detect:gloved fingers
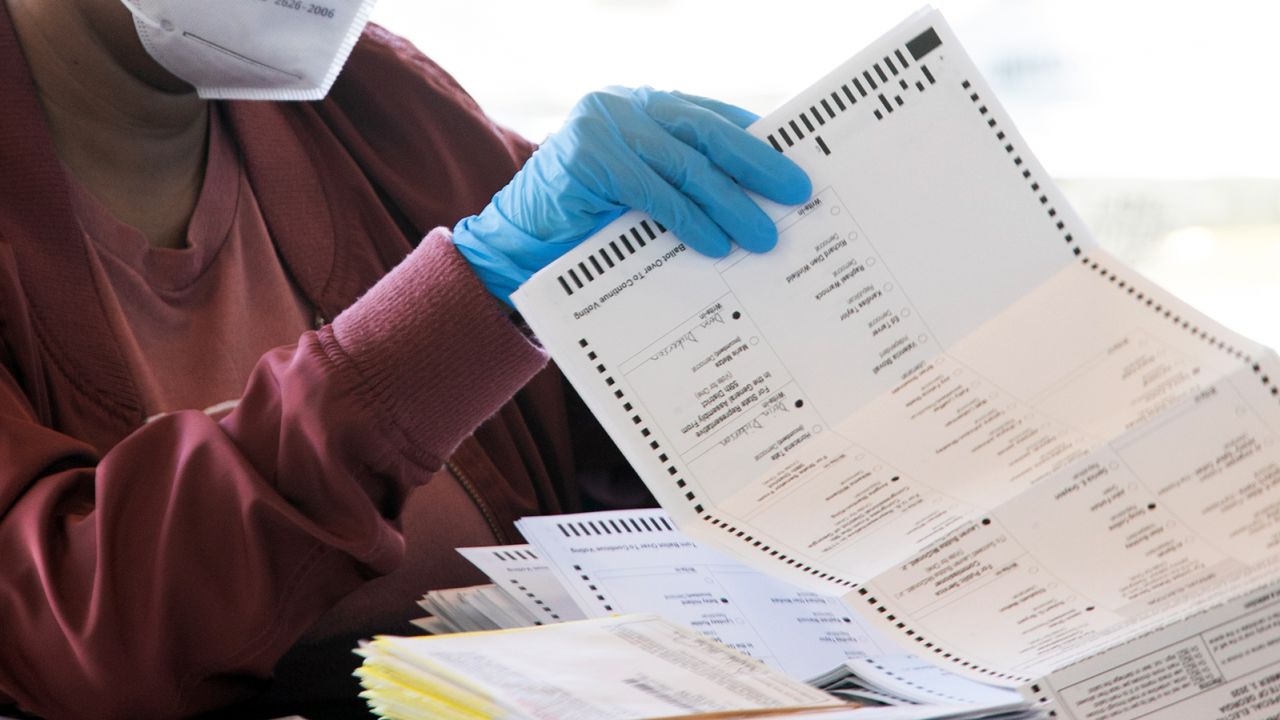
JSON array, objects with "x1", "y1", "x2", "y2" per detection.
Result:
[
  {"x1": 637, "y1": 89, "x2": 812, "y2": 206},
  {"x1": 573, "y1": 120, "x2": 742, "y2": 257},
  {"x1": 624, "y1": 116, "x2": 778, "y2": 253},
  {"x1": 620, "y1": 158, "x2": 736, "y2": 258},
  {"x1": 668, "y1": 90, "x2": 759, "y2": 129}
]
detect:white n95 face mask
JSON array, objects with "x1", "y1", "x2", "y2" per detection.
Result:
[{"x1": 119, "y1": 0, "x2": 379, "y2": 101}]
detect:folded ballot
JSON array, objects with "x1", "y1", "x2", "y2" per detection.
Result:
[{"x1": 509, "y1": 6, "x2": 1280, "y2": 720}]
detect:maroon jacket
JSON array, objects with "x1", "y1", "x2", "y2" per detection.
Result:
[{"x1": 0, "y1": 12, "x2": 632, "y2": 719}]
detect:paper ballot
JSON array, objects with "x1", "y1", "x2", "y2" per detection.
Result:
[
  {"x1": 511, "y1": 7, "x2": 1280, "y2": 719},
  {"x1": 516, "y1": 508, "x2": 895, "y2": 679},
  {"x1": 455, "y1": 545, "x2": 587, "y2": 624}
]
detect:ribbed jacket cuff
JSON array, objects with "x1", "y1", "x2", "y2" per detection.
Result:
[{"x1": 326, "y1": 229, "x2": 547, "y2": 467}]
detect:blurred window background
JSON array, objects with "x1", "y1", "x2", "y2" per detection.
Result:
[{"x1": 371, "y1": 0, "x2": 1280, "y2": 348}]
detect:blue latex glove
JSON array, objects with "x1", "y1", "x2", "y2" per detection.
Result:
[{"x1": 453, "y1": 86, "x2": 812, "y2": 303}]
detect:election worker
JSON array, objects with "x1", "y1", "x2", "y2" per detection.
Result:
[{"x1": 0, "y1": 0, "x2": 811, "y2": 717}]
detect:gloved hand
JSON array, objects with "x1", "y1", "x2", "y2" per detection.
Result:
[{"x1": 453, "y1": 86, "x2": 812, "y2": 303}]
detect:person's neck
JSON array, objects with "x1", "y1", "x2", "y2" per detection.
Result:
[{"x1": 6, "y1": 0, "x2": 209, "y2": 249}]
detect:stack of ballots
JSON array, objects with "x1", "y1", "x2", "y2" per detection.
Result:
[
  {"x1": 356, "y1": 613, "x2": 1037, "y2": 720},
  {"x1": 362, "y1": 507, "x2": 1040, "y2": 720}
]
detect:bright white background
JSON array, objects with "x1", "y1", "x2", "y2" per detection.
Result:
[{"x1": 370, "y1": 0, "x2": 1280, "y2": 347}]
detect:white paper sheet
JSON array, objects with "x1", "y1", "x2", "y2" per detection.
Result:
[
  {"x1": 511, "y1": 6, "x2": 1280, "y2": 689},
  {"x1": 838, "y1": 656, "x2": 1023, "y2": 707},
  {"x1": 456, "y1": 544, "x2": 587, "y2": 624},
  {"x1": 409, "y1": 616, "x2": 451, "y2": 635},
  {"x1": 516, "y1": 508, "x2": 894, "y2": 680},
  {"x1": 416, "y1": 586, "x2": 505, "y2": 633},
  {"x1": 1030, "y1": 575, "x2": 1280, "y2": 720}
]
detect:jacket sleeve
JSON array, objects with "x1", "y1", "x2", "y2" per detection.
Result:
[{"x1": 0, "y1": 234, "x2": 546, "y2": 720}]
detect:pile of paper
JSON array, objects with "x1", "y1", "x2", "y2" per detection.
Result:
[
  {"x1": 413, "y1": 585, "x2": 531, "y2": 635},
  {"x1": 384, "y1": 508, "x2": 1037, "y2": 719},
  {"x1": 357, "y1": 614, "x2": 1046, "y2": 720},
  {"x1": 356, "y1": 614, "x2": 845, "y2": 720},
  {"x1": 810, "y1": 657, "x2": 1030, "y2": 709},
  {"x1": 410, "y1": 544, "x2": 585, "y2": 635}
]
